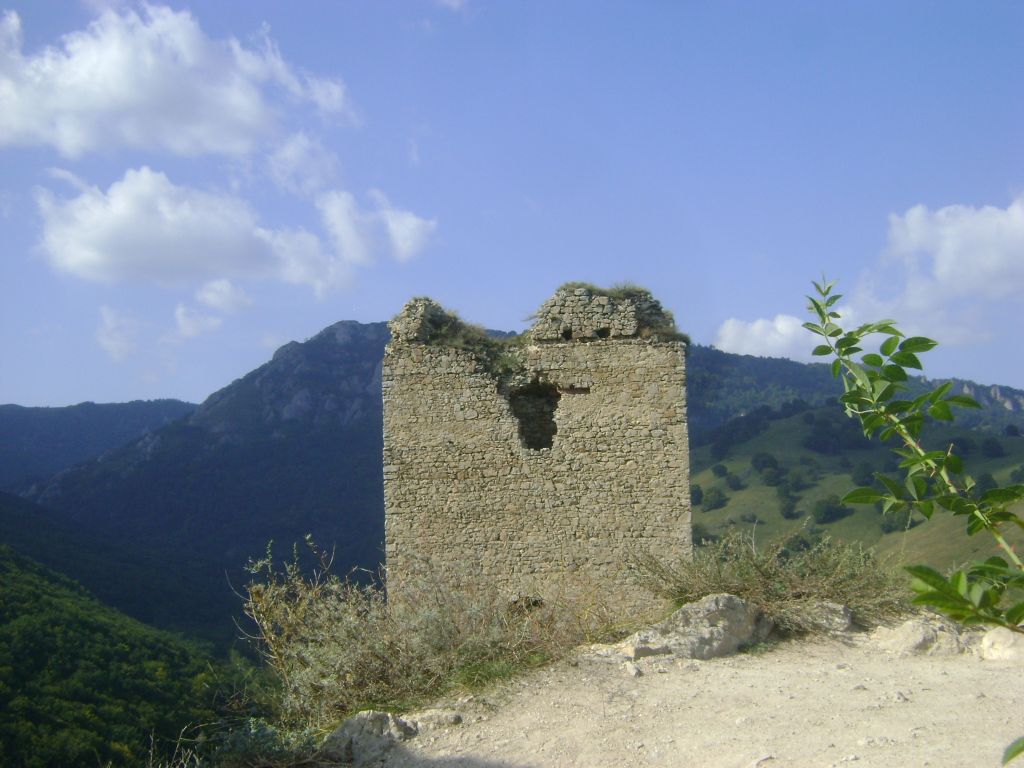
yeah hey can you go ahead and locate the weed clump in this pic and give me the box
[241,540,624,733]
[631,529,909,635]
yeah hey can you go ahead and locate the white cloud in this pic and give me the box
[267,132,339,196]
[196,279,251,312]
[173,303,221,338]
[96,305,137,361]
[45,167,90,193]
[37,166,433,298]
[714,196,1024,362]
[370,189,438,262]
[887,197,1024,301]
[436,0,467,10]
[37,166,282,282]
[316,188,437,267]
[714,314,810,360]
[0,5,347,157]
[35,165,347,293]
[316,189,376,267]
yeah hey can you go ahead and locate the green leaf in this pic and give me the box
[911,592,973,616]
[927,381,954,403]
[1003,735,1024,765]
[843,488,885,505]
[904,564,950,592]
[967,582,987,607]
[928,401,954,421]
[830,359,842,379]
[899,336,939,354]
[802,321,825,336]
[890,351,922,369]
[846,361,871,390]
[946,394,982,409]
[1005,601,1024,627]
[945,453,963,474]
[949,570,968,597]
[981,487,1024,505]
[882,365,908,382]
[878,474,905,499]
[904,475,927,501]
[880,335,900,356]
[812,344,833,357]
[861,353,884,367]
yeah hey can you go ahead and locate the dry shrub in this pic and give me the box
[630,529,910,635]
[242,540,625,731]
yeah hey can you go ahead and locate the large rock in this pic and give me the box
[618,593,773,660]
[979,627,1024,661]
[805,601,854,635]
[320,710,418,765]
[871,616,965,656]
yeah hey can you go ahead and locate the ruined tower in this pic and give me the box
[382,284,691,608]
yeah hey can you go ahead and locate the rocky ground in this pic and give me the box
[324,600,1024,768]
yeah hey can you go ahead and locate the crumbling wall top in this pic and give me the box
[388,297,456,344]
[528,284,678,342]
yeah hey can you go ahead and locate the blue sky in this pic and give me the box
[2,1,1022,406]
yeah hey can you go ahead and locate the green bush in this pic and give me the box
[711,463,728,478]
[631,530,908,635]
[725,473,744,491]
[701,487,728,511]
[879,508,920,534]
[850,461,875,488]
[751,452,779,473]
[811,494,853,524]
[778,497,800,519]
[690,484,703,505]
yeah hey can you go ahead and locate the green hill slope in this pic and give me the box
[0,492,216,637]
[691,402,1024,569]
[0,545,219,768]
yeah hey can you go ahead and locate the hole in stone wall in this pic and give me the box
[509,380,561,450]
[561,329,573,340]
[596,327,610,338]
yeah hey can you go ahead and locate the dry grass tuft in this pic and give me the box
[630,529,910,635]
[242,540,627,732]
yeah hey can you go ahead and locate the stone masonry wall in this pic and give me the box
[382,287,691,609]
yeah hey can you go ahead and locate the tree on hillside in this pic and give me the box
[702,487,728,511]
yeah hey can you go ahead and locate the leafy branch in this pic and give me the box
[804,278,1024,633]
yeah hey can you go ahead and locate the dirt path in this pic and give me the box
[382,635,1024,768]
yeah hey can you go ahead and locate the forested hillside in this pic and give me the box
[0,400,195,492]
[26,321,390,643]
[0,545,221,767]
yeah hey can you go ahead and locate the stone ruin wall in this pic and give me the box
[382,286,691,609]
